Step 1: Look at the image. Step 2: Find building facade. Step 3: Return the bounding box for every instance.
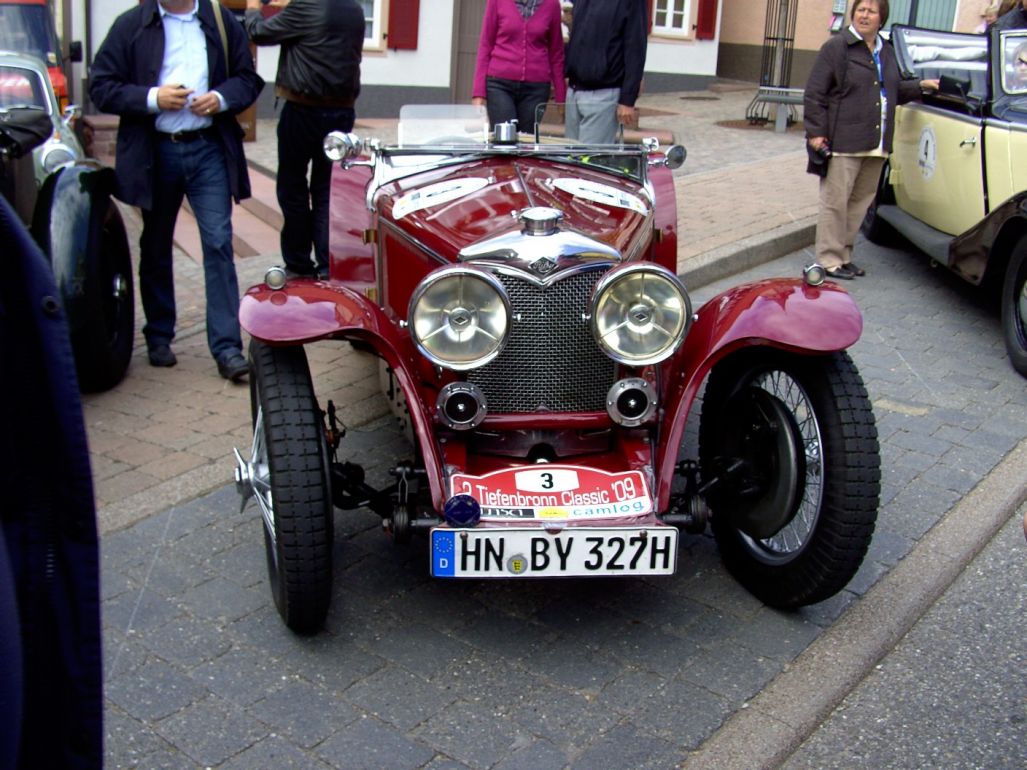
[62,0,986,118]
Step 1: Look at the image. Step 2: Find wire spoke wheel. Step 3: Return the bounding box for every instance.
[699,351,880,608]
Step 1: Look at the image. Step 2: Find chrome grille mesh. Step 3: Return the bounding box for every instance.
[468,268,615,413]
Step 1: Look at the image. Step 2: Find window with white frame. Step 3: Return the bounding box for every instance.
[360,0,383,48]
[652,0,691,38]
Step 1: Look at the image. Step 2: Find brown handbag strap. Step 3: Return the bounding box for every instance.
[210,0,230,76]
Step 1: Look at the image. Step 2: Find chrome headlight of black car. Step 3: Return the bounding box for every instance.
[409,265,511,370]
[40,142,76,173]
[591,263,692,366]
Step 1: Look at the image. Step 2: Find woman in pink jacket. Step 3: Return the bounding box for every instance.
[472,0,566,132]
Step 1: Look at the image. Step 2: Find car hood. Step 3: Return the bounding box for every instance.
[372,155,654,263]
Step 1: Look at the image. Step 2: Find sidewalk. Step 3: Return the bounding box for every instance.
[83,83,819,534]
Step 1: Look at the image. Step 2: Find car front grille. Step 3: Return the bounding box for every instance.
[468,268,615,413]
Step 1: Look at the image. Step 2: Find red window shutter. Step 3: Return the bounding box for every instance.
[387,0,420,50]
[695,0,718,40]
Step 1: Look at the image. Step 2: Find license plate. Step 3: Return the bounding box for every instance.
[430,527,678,578]
[449,465,652,521]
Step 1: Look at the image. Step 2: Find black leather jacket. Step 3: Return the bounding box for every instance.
[244,0,363,107]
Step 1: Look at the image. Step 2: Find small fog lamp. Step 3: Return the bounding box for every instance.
[444,494,481,528]
[803,263,826,287]
[264,266,287,290]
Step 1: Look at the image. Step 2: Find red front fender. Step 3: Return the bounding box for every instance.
[240,283,450,508]
[652,278,864,510]
[240,282,390,344]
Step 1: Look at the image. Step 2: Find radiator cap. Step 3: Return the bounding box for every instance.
[520,207,563,236]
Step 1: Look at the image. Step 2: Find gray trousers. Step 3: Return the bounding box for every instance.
[565,86,620,145]
[814,154,886,269]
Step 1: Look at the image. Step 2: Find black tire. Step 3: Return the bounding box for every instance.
[1000,234,1027,377]
[72,199,134,392]
[248,341,333,633]
[861,164,897,246]
[699,350,881,608]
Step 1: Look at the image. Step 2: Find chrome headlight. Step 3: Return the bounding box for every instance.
[40,143,76,173]
[323,131,363,162]
[409,266,511,370]
[591,263,691,366]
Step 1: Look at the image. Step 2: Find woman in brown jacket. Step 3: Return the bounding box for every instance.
[804,0,938,279]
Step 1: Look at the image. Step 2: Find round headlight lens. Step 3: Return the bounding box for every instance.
[409,267,510,370]
[41,145,75,173]
[591,264,691,366]
[323,131,362,162]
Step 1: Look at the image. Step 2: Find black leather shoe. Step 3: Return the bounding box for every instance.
[284,265,316,280]
[217,352,249,382]
[148,344,177,367]
[846,262,866,276]
[825,265,855,280]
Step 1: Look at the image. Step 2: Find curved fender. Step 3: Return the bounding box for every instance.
[240,284,450,509]
[652,278,864,511]
[32,162,117,334]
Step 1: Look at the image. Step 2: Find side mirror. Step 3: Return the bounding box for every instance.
[648,143,686,170]
[663,144,686,170]
[68,41,82,63]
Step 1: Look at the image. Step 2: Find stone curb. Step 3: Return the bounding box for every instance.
[679,437,1027,770]
[679,217,817,288]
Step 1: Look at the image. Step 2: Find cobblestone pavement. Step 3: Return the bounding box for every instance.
[101,237,1027,769]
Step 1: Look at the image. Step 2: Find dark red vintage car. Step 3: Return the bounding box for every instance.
[234,106,881,633]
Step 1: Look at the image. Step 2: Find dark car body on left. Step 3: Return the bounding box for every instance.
[0,50,133,391]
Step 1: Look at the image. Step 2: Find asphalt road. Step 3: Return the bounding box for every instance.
[781,504,1027,770]
[101,235,1027,769]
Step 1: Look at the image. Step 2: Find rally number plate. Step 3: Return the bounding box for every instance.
[449,465,652,521]
[430,527,678,578]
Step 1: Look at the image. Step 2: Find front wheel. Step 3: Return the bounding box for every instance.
[72,199,134,392]
[699,351,880,608]
[1000,235,1027,377]
[246,341,333,633]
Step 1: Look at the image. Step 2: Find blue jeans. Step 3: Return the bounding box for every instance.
[565,86,621,145]
[277,101,355,274]
[485,77,551,132]
[140,132,242,362]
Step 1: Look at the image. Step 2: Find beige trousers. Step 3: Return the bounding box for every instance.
[814,155,886,269]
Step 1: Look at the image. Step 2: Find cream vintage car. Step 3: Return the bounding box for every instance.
[863,25,1027,377]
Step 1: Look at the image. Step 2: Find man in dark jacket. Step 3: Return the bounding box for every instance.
[244,0,364,279]
[90,0,263,382]
[0,193,102,769]
[563,0,647,144]
[993,0,1027,29]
